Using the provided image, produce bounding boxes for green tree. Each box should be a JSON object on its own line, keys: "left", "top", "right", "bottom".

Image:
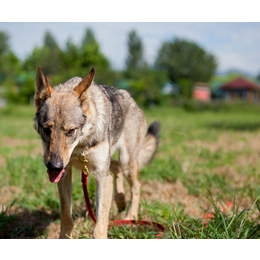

{"left": 0, "top": 31, "right": 21, "bottom": 85}
{"left": 0, "top": 31, "right": 24, "bottom": 104}
{"left": 44, "top": 31, "right": 59, "bottom": 49}
{"left": 23, "top": 31, "right": 62, "bottom": 76}
{"left": 256, "top": 71, "right": 260, "bottom": 82}
{"left": 125, "top": 30, "right": 147, "bottom": 78}
{"left": 127, "top": 68, "right": 168, "bottom": 106}
{"left": 79, "top": 28, "right": 113, "bottom": 84}
{"left": 23, "top": 28, "right": 115, "bottom": 86}
{"left": 0, "top": 31, "right": 10, "bottom": 56}
{"left": 155, "top": 38, "right": 217, "bottom": 85}
{"left": 80, "top": 28, "right": 109, "bottom": 69}
{"left": 61, "top": 37, "right": 80, "bottom": 76}
{"left": 81, "top": 28, "right": 97, "bottom": 47}
{"left": 124, "top": 30, "right": 168, "bottom": 106}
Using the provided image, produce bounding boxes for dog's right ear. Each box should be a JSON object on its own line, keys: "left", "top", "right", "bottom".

{"left": 73, "top": 67, "right": 95, "bottom": 99}
{"left": 35, "top": 66, "right": 54, "bottom": 111}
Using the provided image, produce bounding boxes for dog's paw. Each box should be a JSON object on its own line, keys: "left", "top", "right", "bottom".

{"left": 124, "top": 212, "right": 139, "bottom": 221}
{"left": 59, "top": 233, "right": 71, "bottom": 239}
{"left": 93, "top": 229, "right": 108, "bottom": 239}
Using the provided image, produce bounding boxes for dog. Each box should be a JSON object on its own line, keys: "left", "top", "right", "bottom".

{"left": 34, "top": 66, "right": 160, "bottom": 239}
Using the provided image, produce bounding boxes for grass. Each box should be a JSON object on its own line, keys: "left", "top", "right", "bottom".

{"left": 0, "top": 103, "right": 260, "bottom": 238}
{"left": 167, "top": 196, "right": 260, "bottom": 239}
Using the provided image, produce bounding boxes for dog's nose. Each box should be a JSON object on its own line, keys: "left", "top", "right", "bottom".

{"left": 47, "top": 154, "right": 64, "bottom": 172}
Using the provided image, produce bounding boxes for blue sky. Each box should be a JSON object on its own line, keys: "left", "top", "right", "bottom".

{"left": 1, "top": 22, "right": 260, "bottom": 76}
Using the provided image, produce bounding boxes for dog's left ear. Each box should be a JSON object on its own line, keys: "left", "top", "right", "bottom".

{"left": 73, "top": 67, "right": 95, "bottom": 99}
{"left": 35, "top": 66, "right": 54, "bottom": 111}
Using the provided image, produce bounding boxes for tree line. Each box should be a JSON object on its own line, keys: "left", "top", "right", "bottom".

{"left": 0, "top": 28, "right": 218, "bottom": 106}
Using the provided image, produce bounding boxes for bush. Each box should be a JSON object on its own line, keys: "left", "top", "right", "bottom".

{"left": 183, "top": 99, "right": 226, "bottom": 112}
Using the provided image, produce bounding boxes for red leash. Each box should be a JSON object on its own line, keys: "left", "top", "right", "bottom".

{"left": 81, "top": 170, "right": 165, "bottom": 238}
{"left": 81, "top": 170, "right": 97, "bottom": 223}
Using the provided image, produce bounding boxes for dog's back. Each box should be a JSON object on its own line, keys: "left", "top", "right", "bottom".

{"left": 93, "top": 83, "right": 160, "bottom": 168}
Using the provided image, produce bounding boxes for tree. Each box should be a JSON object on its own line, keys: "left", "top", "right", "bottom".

{"left": 155, "top": 38, "right": 217, "bottom": 84}
{"left": 127, "top": 68, "right": 168, "bottom": 106}
{"left": 80, "top": 28, "right": 109, "bottom": 69}
{"left": 125, "top": 30, "right": 147, "bottom": 78}
{"left": 0, "top": 31, "right": 10, "bottom": 56}
{"left": 79, "top": 28, "right": 112, "bottom": 84}
{"left": 61, "top": 37, "right": 80, "bottom": 75}
{"left": 256, "top": 71, "right": 260, "bottom": 82}
{"left": 44, "top": 31, "right": 59, "bottom": 49}
{"left": 81, "top": 28, "right": 97, "bottom": 48}
{"left": 124, "top": 30, "right": 168, "bottom": 106}
{"left": 23, "top": 31, "right": 62, "bottom": 76}
{"left": 0, "top": 31, "right": 21, "bottom": 84}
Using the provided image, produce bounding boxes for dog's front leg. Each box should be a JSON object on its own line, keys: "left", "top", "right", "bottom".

{"left": 57, "top": 165, "right": 73, "bottom": 239}
{"left": 93, "top": 173, "right": 113, "bottom": 239}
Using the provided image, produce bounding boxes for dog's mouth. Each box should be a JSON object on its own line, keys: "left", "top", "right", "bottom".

{"left": 47, "top": 168, "right": 67, "bottom": 184}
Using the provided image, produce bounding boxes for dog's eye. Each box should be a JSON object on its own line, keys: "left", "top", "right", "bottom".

{"left": 43, "top": 127, "right": 51, "bottom": 135}
{"left": 67, "top": 129, "right": 76, "bottom": 136}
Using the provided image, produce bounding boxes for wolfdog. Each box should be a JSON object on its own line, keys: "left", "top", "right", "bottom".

{"left": 34, "top": 67, "right": 160, "bottom": 239}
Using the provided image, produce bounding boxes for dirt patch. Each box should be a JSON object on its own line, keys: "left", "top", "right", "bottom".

{"left": 29, "top": 147, "right": 43, "bottom": 158}
{"left": 188, "top": 132, "right": 260, "bottom": 153}
{"left": 0, "top": 155, "right": 5, "bottom": 167}
{"left": 1, "top": 137, "right": 40, "bottom": 148}
{"left": 108, "top": 179, "right": 211, "bottom": 218}
{"left": 47, "top": 223, "right": 60, "bottom": 239}
{"left": 211, "top": 164, "right": 259, "bottom": 194}
{"left": 141, "top": 180, "right": 210, "bottom": 217}
{"left": 0, "top": 186, "right": 22, "bottom": 207}
{"left": 235, "top": 153, "right": 260, "bottom": 168}
{"left": 0, "top": 136, "right": 43, "bottom": 159}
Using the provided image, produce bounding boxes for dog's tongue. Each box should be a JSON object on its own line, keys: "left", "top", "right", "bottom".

{"left": 47, "top": 169, "right": 65, "bottom": 183}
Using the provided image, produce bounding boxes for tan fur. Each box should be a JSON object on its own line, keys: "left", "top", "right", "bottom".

{"left": 34, "top": 67, "right": 160, "bottom": 239}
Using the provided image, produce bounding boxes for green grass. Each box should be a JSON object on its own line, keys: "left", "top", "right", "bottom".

{"left": 0, "top": 103, "right": 260, "bottom": 238}
{"left": 78, "top": 197, "right": 260, "bottom": 239}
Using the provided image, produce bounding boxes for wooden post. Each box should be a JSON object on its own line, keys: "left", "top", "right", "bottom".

{"left": 247, "top": 90, "right": 253, "bottom": 103}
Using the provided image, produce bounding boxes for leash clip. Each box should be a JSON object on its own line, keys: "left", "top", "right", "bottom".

{"left": 79, "top": 153, "right": 90, "bottom": 175}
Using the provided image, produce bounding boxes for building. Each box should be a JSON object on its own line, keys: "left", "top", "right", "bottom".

{"left": 220, "top": 77, "right": 260, "bottom": 103}
{"left": 192, "top": 82, "right": 211, "bottom": 102}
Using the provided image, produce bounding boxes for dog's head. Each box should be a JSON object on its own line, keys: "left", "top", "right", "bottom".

{"left": 34, "top": 66, "right": 95, "bottom": 183}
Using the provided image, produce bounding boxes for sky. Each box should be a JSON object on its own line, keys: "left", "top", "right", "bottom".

{"left": 1, "top": 22, "right": 260, "bottom": 76}
{"left": 1, "top": 0, "right": 260, "bottom": 77}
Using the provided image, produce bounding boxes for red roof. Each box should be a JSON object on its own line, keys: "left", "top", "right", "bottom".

{"left": 220, "top": 77, "right": 260, "bottom": 91}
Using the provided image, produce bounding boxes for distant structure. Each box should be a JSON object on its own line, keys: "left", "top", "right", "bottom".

{"left": 220, "top": 77, "right": 260, "bottom": 103}
{"left": 192, "top": 82, "right": 211, "bottom": 102}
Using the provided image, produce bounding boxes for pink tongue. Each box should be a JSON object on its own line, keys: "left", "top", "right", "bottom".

{"left": 47, "top": 169, "right": 65, "bottom": 183}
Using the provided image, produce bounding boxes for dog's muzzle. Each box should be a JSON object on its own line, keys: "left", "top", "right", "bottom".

{"left": 46, "top": 155, "right": 67, "bottom": 183}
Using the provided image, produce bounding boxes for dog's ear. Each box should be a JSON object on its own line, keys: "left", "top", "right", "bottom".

{"left": 73, "top": 67, "right": 95, "bottom": 99}
{"left": 35, "top": 66, "right": 54, "bottom": 111}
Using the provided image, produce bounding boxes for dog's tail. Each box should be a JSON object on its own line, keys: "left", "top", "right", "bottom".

{"left": 139, "top": 121, "right": 160, "bottom": 168}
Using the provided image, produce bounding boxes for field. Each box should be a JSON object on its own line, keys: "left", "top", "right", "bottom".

{"left": 0, "top": 103, "right": 260, "bottom": 239}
